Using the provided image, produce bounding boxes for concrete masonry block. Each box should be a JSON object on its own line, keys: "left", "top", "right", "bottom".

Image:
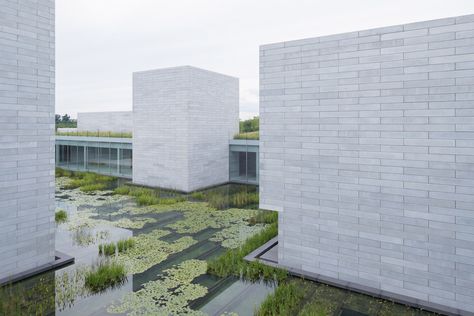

{"left": 260, "top": 14, "right": 474, "bottom": 314}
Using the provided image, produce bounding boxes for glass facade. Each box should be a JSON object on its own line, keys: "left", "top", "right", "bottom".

{"left": 229, "top": 140, "right": 259, "bottom": 185}
{"left": 56, "top": 137, "right": 132, "bottom": 178}
{"left": 56, "top": 137, "right": 258, "bottom": 184}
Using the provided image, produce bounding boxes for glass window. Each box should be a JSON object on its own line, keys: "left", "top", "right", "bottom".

{"left": 247, "top": 152, "right": 257, "bottom": 181}
{"left": 110, "top": 148, "right": 118, "bottom": 175}
{"left": 77, "top": 146, "right": 85, "bottom": 170}
{"left": 119, "top": 148, "right": 132, "bottom": 176}
{"left": 87, "top": 146, "right": 99, "bottom": 171}
{"left": 99, "top": 147, "right": 110, "bottom": 174}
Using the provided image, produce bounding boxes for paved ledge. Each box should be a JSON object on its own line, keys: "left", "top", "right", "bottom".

{"left": 0, "top": 251, "right": 74, "bottom": 286}
{"left": 245, "top": 240, "right": 472, "bottom": 316}
{"left": 229, "top": 139, "right": 259, "bottom": 146}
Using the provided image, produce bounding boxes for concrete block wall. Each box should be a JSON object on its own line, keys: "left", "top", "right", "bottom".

{"left": 77, "top": 111, "right": 133, "bottom": 133}
{"left": 0, "top": 0, "right": 55, "bottom": 280}
{"left": 260, "top": 14, "right": 474, "bottom": 314}
{"left": 133, "top": 66, "right": 238, "bottom": 192}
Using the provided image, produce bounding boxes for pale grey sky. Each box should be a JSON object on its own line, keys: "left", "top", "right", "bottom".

{"left": 56, "top": 0, "right": 474, "bottom": 120}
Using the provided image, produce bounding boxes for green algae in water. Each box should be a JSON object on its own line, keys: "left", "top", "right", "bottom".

{"left": 167, "top": 207, "right": 259, "bottom": 234}
{"left": 210, "top": 223, "right": 266, "bottom": 249}
{"left": 116, "top": 229, "right": 198, "bottom": 274}
{"left": 108, "top": 259, "right": 208, "bottom": 316}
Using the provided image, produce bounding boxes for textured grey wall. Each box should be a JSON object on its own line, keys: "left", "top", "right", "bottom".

{"left": 77, "top": 111, "right": 133, "bottom": 133}
{"left": 133, "top": 66, "right": 238, "bottom": 192}
{"left": 260, "top": 14, "right": 474, "bottom": 314}
{"left": 0, "top": 0, "right": 55, "bottom": 279}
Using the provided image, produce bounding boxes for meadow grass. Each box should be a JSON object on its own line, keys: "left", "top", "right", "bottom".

{"left": 56, "top": 130, "right": 132, "bottom": 138}
{"left": 55, "top": 209, "right": 68, "bottom": 224}
{"left": 234, "top": 131, "right": 259, "bottom": 140}
{"left": 84, "top": 261, "right": 126, "bottom": 293}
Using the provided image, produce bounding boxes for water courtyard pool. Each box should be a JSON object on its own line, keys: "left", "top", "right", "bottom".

{"left": 0, "top": 173, "right": 441, "bottom": 316}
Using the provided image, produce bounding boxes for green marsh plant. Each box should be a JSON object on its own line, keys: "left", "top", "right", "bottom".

{"left": 84, "top": 261, "right": 126, "bottom": 293}
{"left": 55, "top": 209, "right": 68, "bottom": 224}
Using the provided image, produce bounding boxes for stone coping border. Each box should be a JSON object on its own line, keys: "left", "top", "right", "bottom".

{"left": 0, "top": 251, "right": 74, "bottom": 286}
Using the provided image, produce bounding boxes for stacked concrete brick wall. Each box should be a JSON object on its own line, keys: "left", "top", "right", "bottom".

{"left": 77, "top": 111, "right": 133, "bottom": 133}
{"left": 133, "top": 66, "right": 238, "bottom": 192}
{"left": 0, "top": 0, "right": 55, "bottom": 280}
{"left": 260, "top": 14, "right": 474, "bottom": 314}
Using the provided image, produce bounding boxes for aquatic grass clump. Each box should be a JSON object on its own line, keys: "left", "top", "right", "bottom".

{"left": 59, "top": 169, "right": 116, "bottom": 192}
{"left": 84, "top": 261, "right": 126, "bottom": 293}
{"left": 55, "top": 209, "right": 68, "bottom": 223}
{"left": 55, "top": 167, "right": 72, "bottom": 178}
{"left": 80, "top": 183, "right": 107, "bottom": 192}
{"left": 99, "top": 238, "right": 135, "bottom": 256}
{"left": 114, "top": 185, "right": 185, "bottom": 206}
{"left": 201, "top": 184, "right": 259, "bottom": 210}
{"left": 207, "top": 222, "right": 287, "bottom": 282}
{"left": 231, "top": 191, "right": 259, "bottom": 206}
{"left": 113, "top": 186, "right": 131, "bottom": 195}
{"left": 190, "top": 191, "right": 205, "bottom": 200}
{"left": 117, "top": 238, "right": 135, "bottom": 253}
{"left": 255, "top": 280, "right": 305, "bottom": 316}
{"left": 99, "top": 243, "right": 117, "bottom": 256}
{"left": 249, "top": 210, "right": 278, "bottom": 225}
{"left": 136, "top": 194, "right": 159, "bottom": 206}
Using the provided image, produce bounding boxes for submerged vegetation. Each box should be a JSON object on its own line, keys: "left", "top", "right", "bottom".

{"left": 0, "top": 274, "right": 55, "bottom": 316}
{"left": 55, "top": 209, "right": 68, "bottom": 223}
{"left": 84, "top": 261, "right": 126, "bottom": 293}
{"left": 56, "top": 130, "right": 132, "bottom": 138}
{"left": 56, "top": 168, "right": 116, "bottom": 192}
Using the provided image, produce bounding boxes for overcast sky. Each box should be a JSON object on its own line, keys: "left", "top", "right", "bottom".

{"left": 56, "top": 0, "right": 474, "bottom": 120}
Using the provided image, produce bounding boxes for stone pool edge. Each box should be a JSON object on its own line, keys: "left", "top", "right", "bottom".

{"left": 0, "top": 251, "right": 75, "bottom": 286}
{"left": 244, "top": 239, "right": 470, "bottom": 316}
